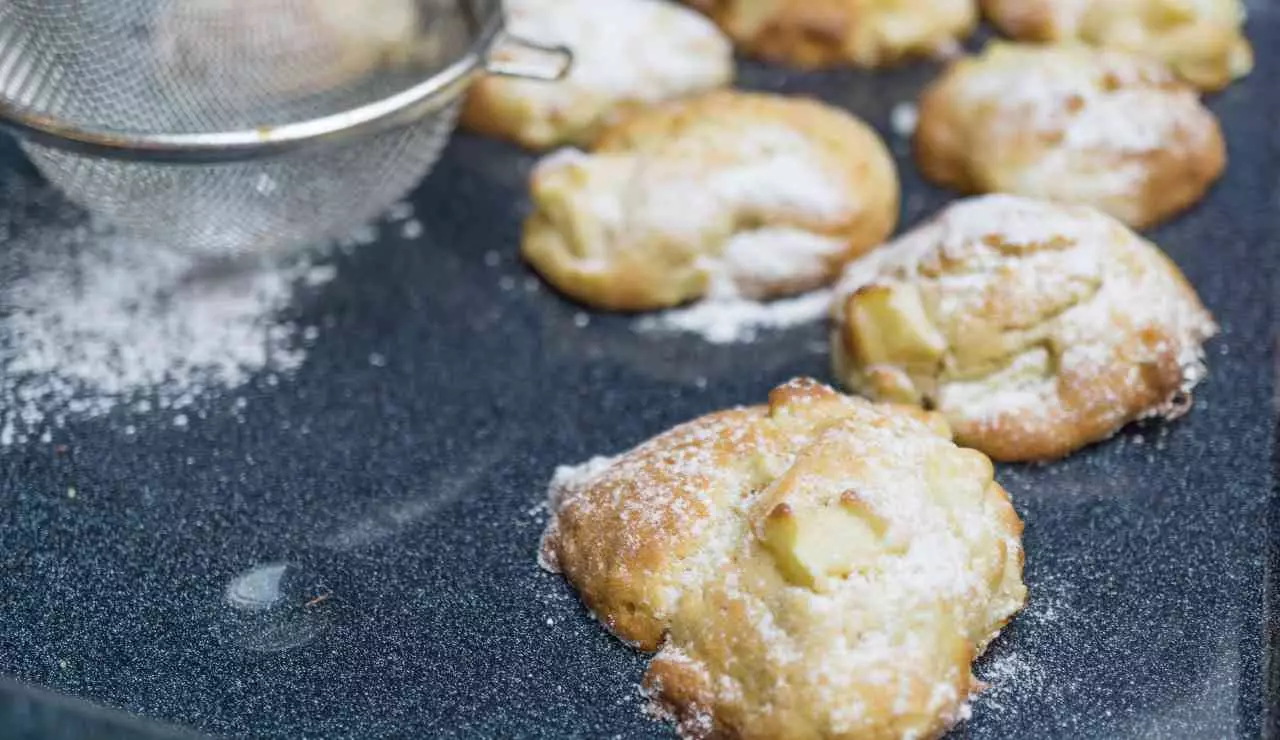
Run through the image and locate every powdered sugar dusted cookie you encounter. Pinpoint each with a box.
[460,0,733,149]
[914,43,1225,228]
[683,0,977,69]
[832,195,1217,462]
[522,91,899,311]
[541,378,1026,739]
[981,0,1252,90]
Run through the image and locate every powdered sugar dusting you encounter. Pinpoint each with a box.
[958,46,1185,150]
[634,288,833,344]
[946,45,1217,212]
[0,178,342,446]
[530,116,858,304]
[500,0,732,112]
[543,380,1027,737]
[834,195,1217,433]
[891,102,919,137]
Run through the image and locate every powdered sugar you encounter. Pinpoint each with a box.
[953,44,1210,176]
[834,195,1216,431]
[710,229,847,297]
[891,102,919,137]
[634,288,833,344]
[531,118,856,304]
[0,178,343,446]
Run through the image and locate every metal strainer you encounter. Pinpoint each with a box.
[0,0,571,255]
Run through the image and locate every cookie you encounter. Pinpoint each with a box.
[683,0,977,68]
[914,43,1225,229]
[541,378,1027,740]
[831,195,1217,462]
[522,91,899,311]
[460,0,733,149]
[981,0,1253,90]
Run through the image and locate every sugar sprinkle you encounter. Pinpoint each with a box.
[0,177,341,446]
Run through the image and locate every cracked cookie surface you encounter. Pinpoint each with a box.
[682,0,977,69]
[831,195,1217,462]
[914,43,1225,229]
[540,378,1026,740]
[521,91,898,311]
[461,0,733,149]
[981,0,1252,90]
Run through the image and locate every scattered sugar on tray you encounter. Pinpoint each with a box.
[891,102,919,138]
[385,201,414,222]
[400,218,424,239]
[972,651,1047,714]
[635,288,833,344]
[0,178,342,446]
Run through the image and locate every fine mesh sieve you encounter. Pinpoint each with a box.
[0,0,570,255]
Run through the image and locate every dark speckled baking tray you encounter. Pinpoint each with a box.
[0,10,1277,740]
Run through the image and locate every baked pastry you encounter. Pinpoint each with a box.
[522,91,899,311]
[460,0,734,149]
[914,43,1225,229]
[540,377,1026,740]
[831,195,1217,462]
[980,0,1253,91]
[683,0,977,68]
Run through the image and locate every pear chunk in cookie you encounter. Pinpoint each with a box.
[522,91,899,311]
[832,195,1217,462]
[541,378,1026,740]
[915,43,1225,229]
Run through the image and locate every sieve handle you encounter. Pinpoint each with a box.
[483,32,573,81]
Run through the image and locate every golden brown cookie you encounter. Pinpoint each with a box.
[460,0,733,149]
[914,43,1225,229]
[981,0,1253,90]
[522,91,899,311]
[683,0,977,68]
[831,195,1217,462]
[540,378,1026,740]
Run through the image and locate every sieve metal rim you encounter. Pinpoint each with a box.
[0,4,572,164]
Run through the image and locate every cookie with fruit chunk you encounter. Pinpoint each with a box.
[981,0,1252,91]
[460,0,734,149]
[540,377,1026,740]
[682,0,977,69]
[521,90,898,311]
[831,195,1217,462]
[915,43,1225,229]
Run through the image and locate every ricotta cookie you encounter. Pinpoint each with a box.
[683,0,977,68]
[541,378,1027,740]
[522,91,899,311]
[914,43,1225,228]
[460,0,734,149]
[981,0,1253,90]
[832,195,1217,462]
